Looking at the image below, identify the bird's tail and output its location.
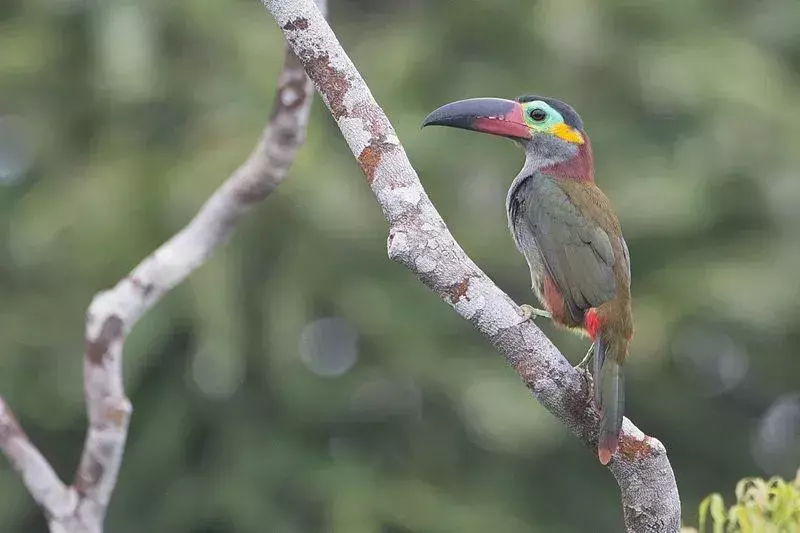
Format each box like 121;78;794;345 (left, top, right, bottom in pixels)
594;334;625;465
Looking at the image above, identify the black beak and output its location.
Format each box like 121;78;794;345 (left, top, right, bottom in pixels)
422;97;531;140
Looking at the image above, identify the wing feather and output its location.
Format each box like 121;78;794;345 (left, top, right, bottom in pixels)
523;177;617;322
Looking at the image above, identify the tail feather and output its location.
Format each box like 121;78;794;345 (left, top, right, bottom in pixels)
593;337;604;407
594;336;625;465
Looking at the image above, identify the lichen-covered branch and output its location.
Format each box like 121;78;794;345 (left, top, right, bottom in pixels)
74;23;321;526
0;4;323;528
261;1;681;530
0;396;77;522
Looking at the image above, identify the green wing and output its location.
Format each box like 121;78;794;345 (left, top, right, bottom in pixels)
524;176;617;322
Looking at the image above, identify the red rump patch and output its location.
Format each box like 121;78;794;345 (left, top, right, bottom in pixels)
585;308;602;339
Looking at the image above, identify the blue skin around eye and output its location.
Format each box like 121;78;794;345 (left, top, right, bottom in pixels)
524;101;563;128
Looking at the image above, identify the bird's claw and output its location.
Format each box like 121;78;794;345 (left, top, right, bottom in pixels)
519;304;551;321
575;343;594;371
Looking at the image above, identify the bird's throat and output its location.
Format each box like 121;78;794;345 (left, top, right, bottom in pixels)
530;138;595;182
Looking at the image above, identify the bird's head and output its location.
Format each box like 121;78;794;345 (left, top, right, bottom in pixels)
422;95;587;166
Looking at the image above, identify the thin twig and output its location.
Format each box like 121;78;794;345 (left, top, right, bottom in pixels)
0;1;324;528
261;1;681;530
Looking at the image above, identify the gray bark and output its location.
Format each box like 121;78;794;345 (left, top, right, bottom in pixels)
261;1;681;530
0;4;324;529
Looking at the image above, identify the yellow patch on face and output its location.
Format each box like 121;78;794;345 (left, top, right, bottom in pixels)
549;122;584;145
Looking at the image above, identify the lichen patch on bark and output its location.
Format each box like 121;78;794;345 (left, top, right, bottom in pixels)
129;276;154;297
350;100;391;140
302;52;350;119
271;52;309;115
104;402;131;429
513;358;543;387
619;433;657;462
358;140;394;184
85;315;124;366
281;17;309;31
74;458;105;496
445;277;471;304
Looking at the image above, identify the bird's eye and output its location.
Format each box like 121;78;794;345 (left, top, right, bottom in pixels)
529;108;547;122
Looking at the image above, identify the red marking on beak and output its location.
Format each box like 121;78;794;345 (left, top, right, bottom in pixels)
471;104;531;139
422;98;532;140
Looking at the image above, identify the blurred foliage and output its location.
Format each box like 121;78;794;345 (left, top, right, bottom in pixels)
682;470;800;532
1;0;800;532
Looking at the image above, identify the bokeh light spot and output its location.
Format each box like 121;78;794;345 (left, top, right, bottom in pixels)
0;115;35;185
191;345;244;399
671;326;748;396
299;317;359;377
752;393;800;477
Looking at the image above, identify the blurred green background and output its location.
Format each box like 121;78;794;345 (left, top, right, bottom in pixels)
2;0;800;531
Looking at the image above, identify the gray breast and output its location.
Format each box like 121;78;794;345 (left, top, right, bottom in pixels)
506;173;547;301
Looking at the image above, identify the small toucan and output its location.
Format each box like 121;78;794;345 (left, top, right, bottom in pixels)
422;95;633;465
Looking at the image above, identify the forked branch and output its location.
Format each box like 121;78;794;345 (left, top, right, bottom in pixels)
0;2;324;529
261;0;681;531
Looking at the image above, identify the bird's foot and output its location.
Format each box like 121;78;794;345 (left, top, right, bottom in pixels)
575;344;596;410
575;343;594;371
519;304;551;321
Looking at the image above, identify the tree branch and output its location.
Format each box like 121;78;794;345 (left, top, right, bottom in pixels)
0;2;323;528
0;396;77;521
261;1;681;530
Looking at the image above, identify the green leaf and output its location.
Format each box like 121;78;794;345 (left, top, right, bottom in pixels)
734;505;752;533
735;478;749;503
699;495;712;533
708;493;726;533
693;471;800;532
750;479;769;509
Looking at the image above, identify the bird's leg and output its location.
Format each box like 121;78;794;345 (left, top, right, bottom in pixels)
519;304;551;321
575;343;594;370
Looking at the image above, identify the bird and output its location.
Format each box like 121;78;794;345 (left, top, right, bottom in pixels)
422;95;633;465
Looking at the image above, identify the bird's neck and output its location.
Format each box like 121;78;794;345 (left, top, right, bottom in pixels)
522;136;595;182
